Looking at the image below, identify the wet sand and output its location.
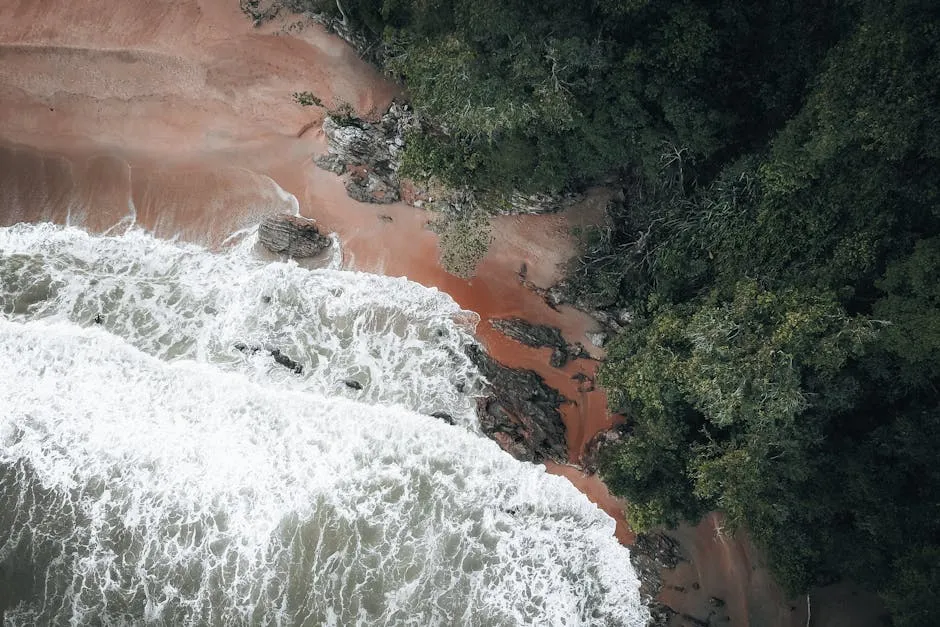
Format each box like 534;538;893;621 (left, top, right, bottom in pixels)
0;1;866;625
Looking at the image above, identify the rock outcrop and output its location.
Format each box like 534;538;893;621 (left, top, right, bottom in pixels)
465;344;568;463
489;317;590;368
630;532;685;627
490;317;571;367
315;103;585;214
258;214;332;258
315;101;417;204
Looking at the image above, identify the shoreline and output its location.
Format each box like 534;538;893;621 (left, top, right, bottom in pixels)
0;1;829;625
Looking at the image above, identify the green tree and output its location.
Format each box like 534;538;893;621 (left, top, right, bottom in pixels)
599;283;875;592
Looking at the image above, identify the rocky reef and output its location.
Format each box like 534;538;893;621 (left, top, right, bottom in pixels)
465;344;568;463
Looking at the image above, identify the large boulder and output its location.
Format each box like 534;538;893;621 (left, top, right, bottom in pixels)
258;214;331;258
316;101;417;204
466;344;568;463
321;117;383;169
491;317;571;367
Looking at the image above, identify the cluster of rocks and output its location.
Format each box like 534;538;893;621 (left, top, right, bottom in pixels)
233;342;305;374
315;102;588;216
586;307;634;345
630;532;685;627
489;317;589;368
465;344;568;463
258;213;332;258
508;276;634;349
315;101;417;204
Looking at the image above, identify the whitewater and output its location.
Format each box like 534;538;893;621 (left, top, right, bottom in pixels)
0;223;648;626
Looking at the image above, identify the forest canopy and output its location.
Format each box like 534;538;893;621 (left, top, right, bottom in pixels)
313;0;940;623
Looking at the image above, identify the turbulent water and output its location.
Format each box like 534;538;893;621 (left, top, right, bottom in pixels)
0;223;648;626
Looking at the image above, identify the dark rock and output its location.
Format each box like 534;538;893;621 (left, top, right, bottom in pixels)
268;348;304;374
490;317;573;369
629;531;686;627
692;582;701;591
589;309;625;334
234;342;259;354
586;331;608;348
261;295;272;304
709;597;726;608
569;342;591;359
430;411;456;425
466;344;567;463
542;281;568;309
240;0;279;25
549;347;568;369
679;613;710;627
646;602;678;627
344;379;363;390
489;317;567;350
321;117;378;166
570;371;596;393
258;214;332;258
518;279;565;311
94;313;102;324
234;342;303;374
379;214;394;222
635;531;683;570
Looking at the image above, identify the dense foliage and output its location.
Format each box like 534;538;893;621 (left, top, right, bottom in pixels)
317;0;940;621
584;1;939;622
330;0;851;194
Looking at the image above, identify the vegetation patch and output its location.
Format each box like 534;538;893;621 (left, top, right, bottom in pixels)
428;201;492;279
300;0;940;622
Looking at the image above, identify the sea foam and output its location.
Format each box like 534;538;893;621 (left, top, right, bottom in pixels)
0;224;649;626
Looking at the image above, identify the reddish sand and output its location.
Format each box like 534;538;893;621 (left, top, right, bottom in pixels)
0;2;881;625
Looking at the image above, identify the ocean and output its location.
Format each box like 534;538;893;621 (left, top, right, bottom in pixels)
0;222;647;625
